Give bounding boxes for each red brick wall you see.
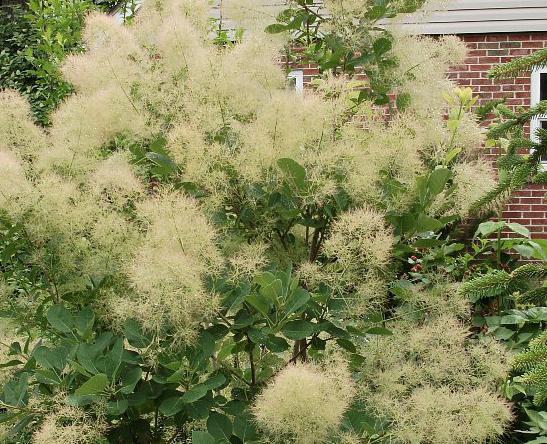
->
[449,33,547,239]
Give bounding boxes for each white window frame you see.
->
[288,70,304,94]
[530,67,547,166]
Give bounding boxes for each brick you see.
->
[519,197,543,204]
[477,42,500,49]
[500,41,522,48]
[503,211,522,218]
[505,98,526,106]
[508,204,533,211]
[464,35,487,42]
[459,72,481,79]
[480,85,501,92]
[492,92,511,99]
[468,50,487,57]
[510,49,533,56]
[523,212,546,218]
[502,84,524,91]
[522,41,544,49]
[513,190,533,197]
[486,35,509,42]
[470,64,493,71]
[487,49,509,56]
[479,56,503,64]
[508,34,532,41]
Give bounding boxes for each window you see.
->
[287,70,304,93]
[530,68,547,163]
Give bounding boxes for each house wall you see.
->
[396,0,547,35]
[448,33,547,239]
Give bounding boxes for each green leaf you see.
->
[336,338,357,353]
[107,399,128,416]
[0,360,23,369]
[234,414,258,441]
[203,374,227,390]
[207,411,232,440]
[263,335,290,352]
[145,151,177,174]
[47,305,74,333]
[475,221,505,237]
[493,326,515,340]
[444,147,462,164]
[104,338,124,381]
[427,168,451,195]
[159,396,184,417]
[365,327,393,336]
[277,158,306,189]
[33,346,67,371]
[120,367,142,394]
[34,368,62,385]
[415,214,443,233]
[74,373,108,396]
[284,288,310,315]
[123,319,152,348]
[191,431,216,444]
[2,375,28,407]
[282,320,315,340]
[222,400,247,416]
[507,222,530,238]
[373,37,392,56]
[265,23,287,34]
[245,293,273,317]
[182,385,208,403]
[75,308,95,338]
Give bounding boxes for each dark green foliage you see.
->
[514,331,547,407]
[460,263,546,303]
[0,2,90,124]
[0,0,131,125]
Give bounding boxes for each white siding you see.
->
[395,0,547,34]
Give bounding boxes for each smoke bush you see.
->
[0,0,511,442]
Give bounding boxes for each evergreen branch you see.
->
[489,48,547,79]
[459,270,514,302]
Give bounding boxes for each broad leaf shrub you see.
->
[0,0,514,443]
[0,0,135,126]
